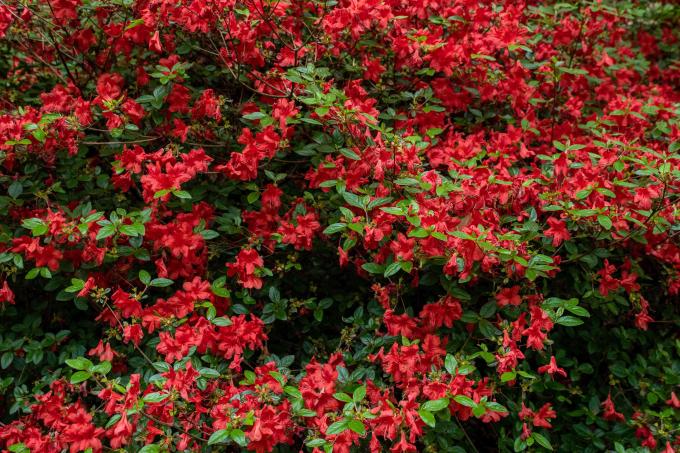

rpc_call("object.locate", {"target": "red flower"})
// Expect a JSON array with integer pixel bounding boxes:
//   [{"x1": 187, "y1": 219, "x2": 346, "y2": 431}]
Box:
[
  {"x1": 390, "y1": 431, "x2": 417, "y2": 453},
  {"x1": 149, "y1": 31, "x2": 162, "y2": 53},
  {"x1": 519, "y1": 402, "x2": 556, "y2": 429},
  {"x1": 112, "y1": 289, "x2": 142, "y2": 318},
  {"x1": 544, "y1": 217, "x2": 570, "y2": 247},
  {"x1": 77, "y1": 277, "x2": 96, "y2": 298},
  {"x1": 538, "y1": 356, "x2": 567, "y2": 379},
  {"x1": 227, "y1": 248, "x2": 264, "y2": 289},
  {"x1": 271, "y1": 99, "x2": 299, "y2": 130},
  {"x1": 389, "y1": 233, "x2": 416, "y2": 263},
  {"x1": 418, "y1": 296, "x2": 462, "y2": 330},
  {"x1": 123, "y1": 324, "x2": 143, "y2": 346},
  {"x1": 635, "y1": 426, "x2": 657, "y2": 450},
  {"x1": 261, "y1": 184, "x2": 283, "y2": 210},
  {"x1": 121, "y1": 99, "x2": 145, "y2": 125},
  {"x1": 496, "y1": 286, "x2": 522, "y2": 307},
  {"x1": 88, "y1": 340, "x2": 116, "y2": 362},
  {"x1": 0, "y1": 280, "x2": 15, "y2": 304},
  {"x1": 602, "y1": 393, "x2": 625, "y2": 422},
  {"x1": 246, "y1": 403, "x2": 293, "y2": 453},
  {"x1": 532, "y1": 403, "x2": 557, "y2": 428},
  {"x1": 598, "y1": 260, "x2": 620, "y2": 296}
]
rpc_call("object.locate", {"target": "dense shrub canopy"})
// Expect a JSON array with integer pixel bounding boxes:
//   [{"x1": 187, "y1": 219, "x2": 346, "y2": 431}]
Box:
[{"x1": 0, "y1": 0, "x2": 679, "y2": 452}]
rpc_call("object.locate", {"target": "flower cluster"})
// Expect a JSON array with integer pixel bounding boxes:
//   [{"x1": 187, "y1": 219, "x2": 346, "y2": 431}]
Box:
[{"x1": 0, "y1": 0, "x2": 678, "y2": 452}]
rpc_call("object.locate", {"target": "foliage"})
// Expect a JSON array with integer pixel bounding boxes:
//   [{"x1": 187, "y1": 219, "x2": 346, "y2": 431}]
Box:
[{"x1": 0, "y1": 0, "x2": 679, "y2": 452}]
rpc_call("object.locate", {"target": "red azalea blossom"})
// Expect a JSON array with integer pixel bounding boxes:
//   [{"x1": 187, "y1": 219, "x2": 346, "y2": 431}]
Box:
[
  {"x1": 602, "y1": 393, "x2": 626, "y2": 422},
  {"x1": 538, "y1": 356, "x2": 567, "y2": 379},
  {"x1": 496, "y1": 286, "x2": 522, "y2": 307},
  {"x1": 0, "y1": 280, "x2": 15, "y2": 304},
  {"x1": 227, "y1": 248, "x2": 264, "y2": 289},
  {"x1": 544, "y1": 217, "x2": 571, "y2": 247}
]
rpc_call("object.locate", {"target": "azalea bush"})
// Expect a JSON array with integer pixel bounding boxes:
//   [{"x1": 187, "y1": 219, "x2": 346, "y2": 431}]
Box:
[{"x1": 0, "y1": 0, "x2": 679, "y2": 451}]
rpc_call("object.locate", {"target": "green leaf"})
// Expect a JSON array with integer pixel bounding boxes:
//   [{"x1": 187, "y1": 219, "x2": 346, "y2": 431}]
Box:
[
  {"x1": 342, "y1": 192, "x2": 365, "y2": 209},
  {"x1": 306, "y1": 438, "x2": 327, "y2": 448},
  {"x1": 339, "y1": 148, "x2": 361, "y2": 160},
  {"x1": 319, "y1": 180, "x2": 337, "y2": 188},
  {"x1": 153, "y1": 362, "x2": 170, "y2": 372},
  {"x1": 453, "y1": 395, "x2": 476, "y2": 408},
  {"x1": 96, "y1": 224, "x2": 116, "y2": 241},
  {"x1": 200, "y1": 229, "x2": 219, "y2": 240},
  {"x1": 22, "y1": 218, "x2": 48, "y2": 236},
  {"x1": 552, "y1": 141, "x2": 566, "y2": 151},
  {"x1": 284, "y1": 386, "x2": 303, "y2": 399},
  {"x1": 422, "y1": 398, "x2": 449, "y2": 412},
  {"x1": 394, "y1": 178, "x2": 419, "y2": 186},
  {"x1": 150, "y1": 278, "x2": 173, "y2": 287},
  {"x1": 486, "y1": 402, "x2": 508, "y2": 413},
  {"x1": 173, "y1": 190, "x2": 192, "y2": 199},
  {"x1": 8, "y1": 181, "x2": 23, "y2": 199},
  {"x1": 70, "y1": 371, "x2": 91, "y2": 384},
  {"x1": 478, "y1": 319, "x2": 500, "y2": 338},
  {"x1": 300, "y1": 117, "x2": 322, "y2": 125},
  {"x1": 431, "y1": 231, "x2": 447, "y2": 241},
  {"x1": 384, "y1": 262, "x2": 402, "y2": 278},
  {"x1": 367, "y1": 197, "x2": 393, "y2": 210},
  {"x1": 445, "y1": 354, "x2": 458, "y2": 374},
  {"x1": 243, "y1": 111, "x2": 266, "y2": 120},
  {"x1": 212, "y1": 316, "x2": 233, "y2": 327},
  {"x1": 380, "y1": 207, "x2": 404, "y2": 215},
  {"x1": 347, "y1": 419, "x2": 366, "y2": 436},
  {"x1": 120, "y1": 223, "x2": 145, "y2": 237},
  {"x1": 139, "y1": 270, "x2": 151, "y2": 285},
  {"x1": 21, "y1": 218, "x2": 43, "y2": 229},
  {"x1": 65, "y1": 278, "x2": 85, "y2": 293},
  {"x1": 297, "y1": 408, "x2": 317, "y2": 417},
  {"x1": 323, "y1": 223, "x2": 346, "y2": 235},
  {"x1": 8, "y1": 443, "x2": 29, "y2": 453},
  {"x1": 501, "y1": 371, "x2": 516, "y2": 382},
  {"x1": 208, "y1": 429, "x2": 231, "y2": 445},
  {"x1": 532, "y1": 432, "x2": 553, "y2": 450},
  {"x1": 91, "y1": 361, "x2": 111, "y2": 375},
  {"x1": 479, "y1": 301, "x2": 497, "y2": 318},
  {"x1": 138, "y1": 445, "x2": 161, "y2": 453},
  {"x1": 315, "y1": 107, "x2": 330, "y2": 117},
  {"x1": 65, "y1": 357, "x2": 93, "y2": 370},
  {"x1": 230, "y1": 429, "x2": 247, "y2": 446},
  {"x1": 408, "y1": 228, "x2": 429, "y2": 238},
  {"x1": 597, "y1": 215, "x2": 612, "y2": 230},
  {"x1": 325, "y1": 419, "x2": 349, "y2": 435},
  {"x1": 419, "y1": 409, "x2": 436, "y2": 428},
  {"x1": 361, "y1": 263, "x2": 384, "y2": 274},
  {"x1": 352, "y1": 385, "x2": 366, "y2": 402},
  {"x1": 514, "y1": 436, "x2": 527, "y2": 452},
  {"x1": 565, "y1": 305, "x2": 590, "y2": 317},
  {"x1": 143, "y1": 392, "x2": 169, "y2": 403},
  {"x1": 558, "y1": 66, "x2": 588, "y2": 75},
  {"x1": 333, "y1": 392, "x2": 352, "y2": 403},
  {"x1": 268, "y1": 286, "x2": 280, "y2": 303},
  {"x1": 200, "y1": 368, "x2": 220, "y2": 378},
  {"x1": 1, "y1": 352, "x2": 13, "y2": 369},
  {"x1": 556, "y1": 315, "x2": 584, "y2": 326},
  {"x1": 25, "y1": 267, "x2": 40, "y2": 280}
]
